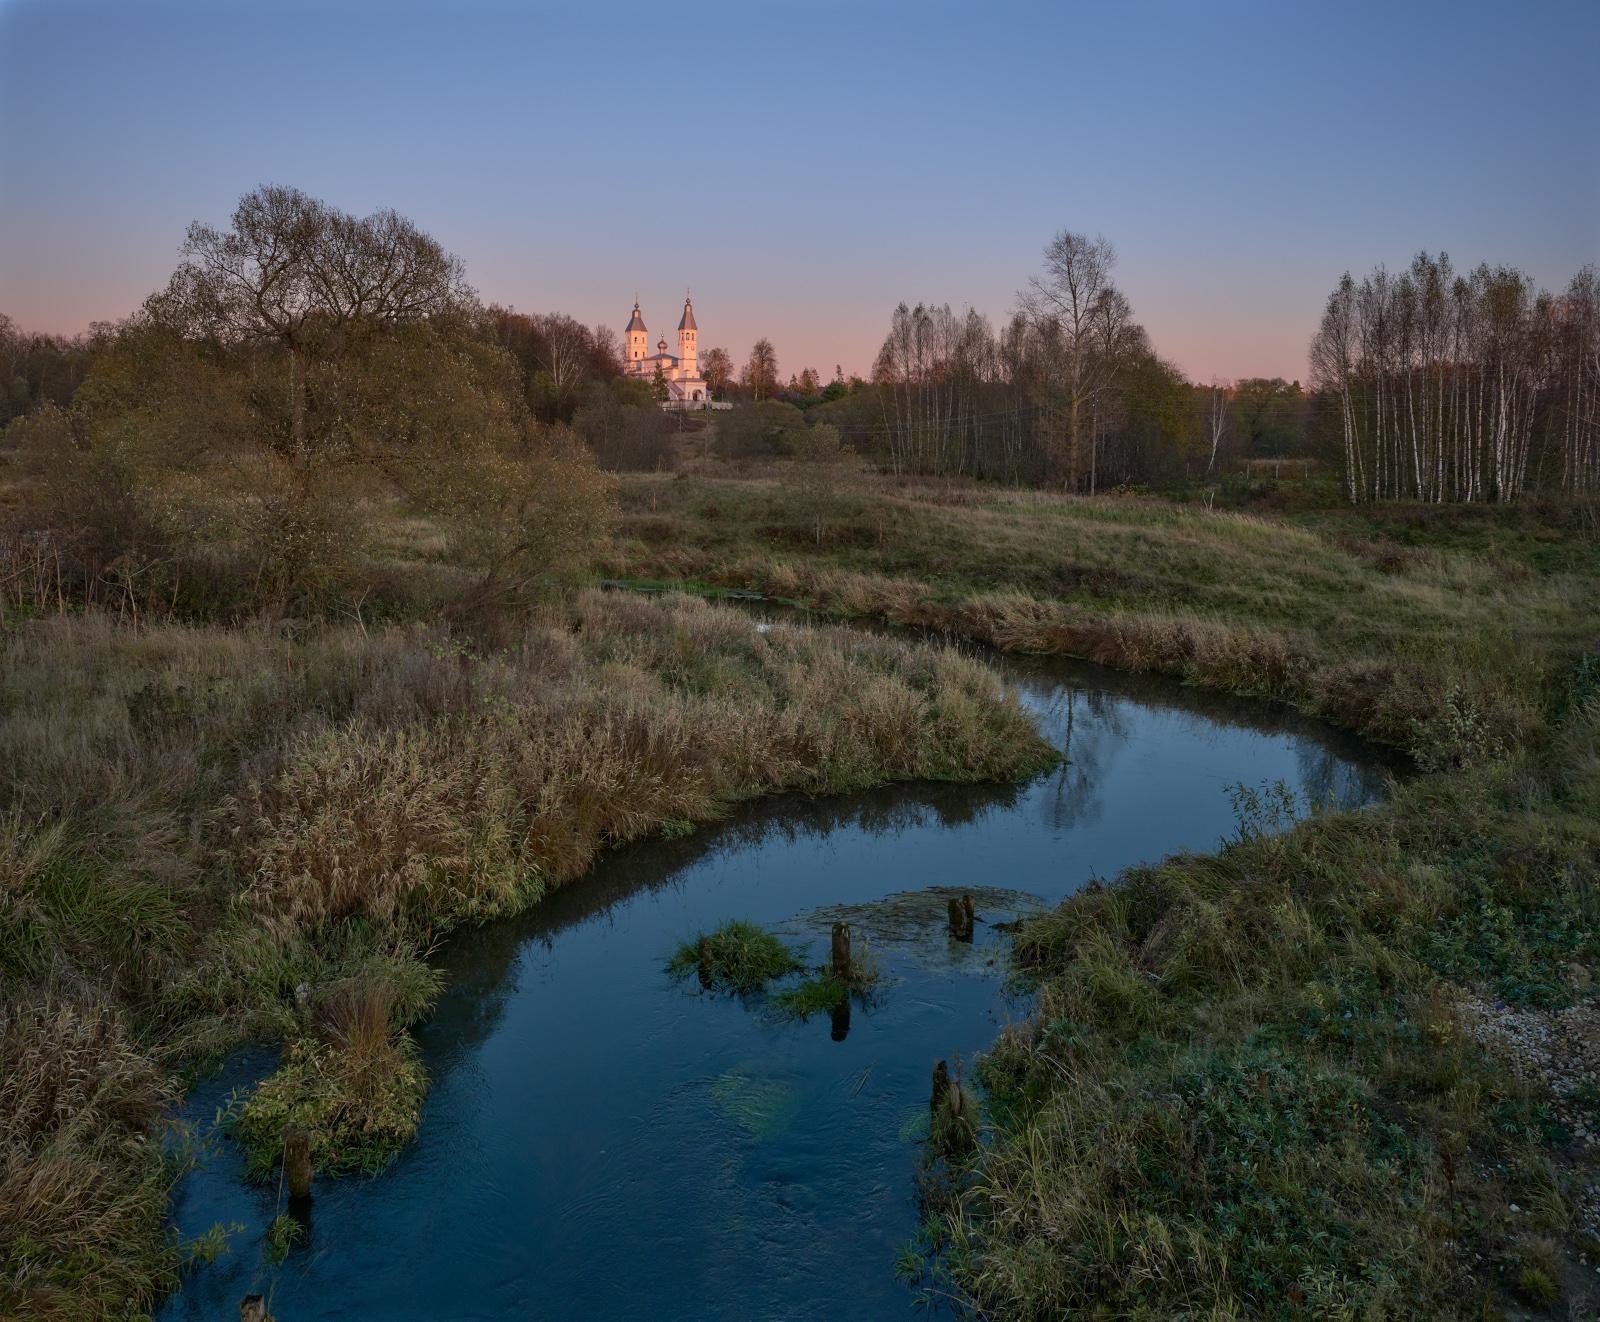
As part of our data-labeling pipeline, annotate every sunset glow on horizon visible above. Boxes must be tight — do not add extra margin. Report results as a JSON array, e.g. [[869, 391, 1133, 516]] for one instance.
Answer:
[[2, 0, 1595, 385]]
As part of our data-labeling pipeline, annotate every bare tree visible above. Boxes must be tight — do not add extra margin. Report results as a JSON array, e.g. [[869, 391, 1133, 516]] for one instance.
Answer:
[[1019, 231, 1130, 488], [701, 346, 734, 395], [1311, 252, 1591, 503], [741, 338, 779, 400], [1205, 380, 1232, 475]]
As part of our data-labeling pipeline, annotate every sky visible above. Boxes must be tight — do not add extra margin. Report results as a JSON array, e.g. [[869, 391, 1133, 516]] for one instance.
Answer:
[[1, 0, 1596, 384]]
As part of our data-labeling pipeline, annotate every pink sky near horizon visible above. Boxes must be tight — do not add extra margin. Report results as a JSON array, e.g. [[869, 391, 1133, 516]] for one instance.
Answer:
[[3, 1, 1595, 388]]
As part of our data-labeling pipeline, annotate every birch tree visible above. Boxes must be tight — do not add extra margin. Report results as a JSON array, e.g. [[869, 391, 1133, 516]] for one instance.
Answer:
[[1019, 231, 1128, 488]]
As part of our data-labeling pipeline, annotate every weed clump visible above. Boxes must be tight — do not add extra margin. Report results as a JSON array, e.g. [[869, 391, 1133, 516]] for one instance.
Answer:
[[770, 973, 852, 1017], [667, 921, 805, 994], [230, 971, 436, 1178], [263, 1213, 303, 1266], [771, 943, 882, 1020]]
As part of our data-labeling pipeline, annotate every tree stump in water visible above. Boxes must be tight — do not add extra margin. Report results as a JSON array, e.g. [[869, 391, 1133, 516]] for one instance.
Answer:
[[284, 1126, 313, 1200], [930, 1059, 951, 1123], [948, 896, 974, 942], [831, 921, 852, 981], [946, 1077, 966, 1121], [240, 1297, 271, 1322], [930, 1058, 974, 1155]]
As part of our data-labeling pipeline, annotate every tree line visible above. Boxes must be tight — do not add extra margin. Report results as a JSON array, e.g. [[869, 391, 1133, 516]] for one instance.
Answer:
[[1311, 253, 1599, 502], [6, 194, 1593, 517], [796, 233, 1320, 491]]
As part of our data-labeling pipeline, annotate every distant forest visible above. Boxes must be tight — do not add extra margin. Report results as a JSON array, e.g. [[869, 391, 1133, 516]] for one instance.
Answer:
[[3, 211, 1595, 503]]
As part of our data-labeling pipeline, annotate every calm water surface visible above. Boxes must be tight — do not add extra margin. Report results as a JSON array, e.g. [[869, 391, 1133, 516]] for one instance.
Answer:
[[161, 648, 1398, 1321]]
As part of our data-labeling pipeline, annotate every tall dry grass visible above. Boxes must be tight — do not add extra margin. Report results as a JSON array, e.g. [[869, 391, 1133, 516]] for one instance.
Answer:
[[606, 473, 1598, 764], [0, 998, 176, 1321]]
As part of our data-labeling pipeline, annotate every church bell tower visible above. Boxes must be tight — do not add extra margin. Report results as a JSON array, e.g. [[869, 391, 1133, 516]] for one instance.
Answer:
[[676, 295, 698, 375], [626, 299, 648, 368]]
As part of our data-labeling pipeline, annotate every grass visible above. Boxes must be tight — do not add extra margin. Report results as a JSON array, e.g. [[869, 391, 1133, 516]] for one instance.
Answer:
[[8, 452, 1599, 1317], [771, 943, 882, 1019], [770, 972, 853, 1017], [667, 920, 805, 994], [263, 1213, 303, 1267], [0, 586, 1053, 1319], [919, 682, 1600, 1318], [0, 1000, 178, 1321], [605, 470, 1599, 759], [229, 970, 436, 1177]]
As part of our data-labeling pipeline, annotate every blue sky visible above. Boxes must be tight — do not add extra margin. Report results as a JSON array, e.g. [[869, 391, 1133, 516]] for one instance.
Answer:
[[2, 0, 1595, 381]]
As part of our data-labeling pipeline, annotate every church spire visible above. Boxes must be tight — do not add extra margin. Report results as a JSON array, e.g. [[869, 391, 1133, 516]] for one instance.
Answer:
[[625, 298, 648, 367], [676, 293, 698, 375]]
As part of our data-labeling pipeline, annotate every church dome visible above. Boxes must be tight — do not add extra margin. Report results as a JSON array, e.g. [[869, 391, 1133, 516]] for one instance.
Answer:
[[677, 298, 697, 331], [626, 303, 647, 333]]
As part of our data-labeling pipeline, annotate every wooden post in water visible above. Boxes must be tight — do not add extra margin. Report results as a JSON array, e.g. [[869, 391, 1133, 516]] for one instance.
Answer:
[[831, 922, 851, 982], [930, 1059, 950, 1124], [284, 1126, 312, 1200], [697, 935, 713, 989], [240, 1296, 270, 1322], [948, 896, 974, 941]]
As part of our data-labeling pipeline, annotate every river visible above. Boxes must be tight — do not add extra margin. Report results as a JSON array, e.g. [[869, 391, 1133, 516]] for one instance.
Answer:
[[161, 643, 1398, 1320]]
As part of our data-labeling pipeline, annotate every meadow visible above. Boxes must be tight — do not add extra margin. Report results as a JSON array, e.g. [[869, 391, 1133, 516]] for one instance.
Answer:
[[4, 447, 1599, 1318]]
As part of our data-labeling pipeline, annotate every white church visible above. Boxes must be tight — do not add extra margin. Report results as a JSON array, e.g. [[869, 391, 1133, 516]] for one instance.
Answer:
[[623, 295, 720, 408]]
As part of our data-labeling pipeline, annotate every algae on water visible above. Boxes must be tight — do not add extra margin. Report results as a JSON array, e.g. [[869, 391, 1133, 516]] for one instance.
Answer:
[[710, 1068, 802, 1141]]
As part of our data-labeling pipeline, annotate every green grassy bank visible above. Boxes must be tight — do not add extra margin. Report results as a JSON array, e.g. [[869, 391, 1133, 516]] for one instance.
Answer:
[[608, 468, 1600, 1318]]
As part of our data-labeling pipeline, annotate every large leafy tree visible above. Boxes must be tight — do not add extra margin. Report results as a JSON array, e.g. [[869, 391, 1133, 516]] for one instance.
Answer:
[[146, 184, 475, 463], [20, 185, 611, 611]]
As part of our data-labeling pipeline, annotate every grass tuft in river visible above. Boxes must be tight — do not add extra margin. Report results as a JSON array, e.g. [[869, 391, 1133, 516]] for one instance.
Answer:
[[771, 941, 883, 1020], [229, 966, 438, 1178], [263, 1213, 303, 1267], [667, 920, 805, 995]]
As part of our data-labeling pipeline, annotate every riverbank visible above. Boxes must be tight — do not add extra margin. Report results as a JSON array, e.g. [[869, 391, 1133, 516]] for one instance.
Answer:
[[606, 471, 1597, 761], [0, 590, 1053, 1319], [607, 470, 1600, 1317]]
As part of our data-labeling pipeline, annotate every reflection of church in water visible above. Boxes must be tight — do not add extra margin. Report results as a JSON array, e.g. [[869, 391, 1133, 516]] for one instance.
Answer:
[[623, 295, 713, 407]]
